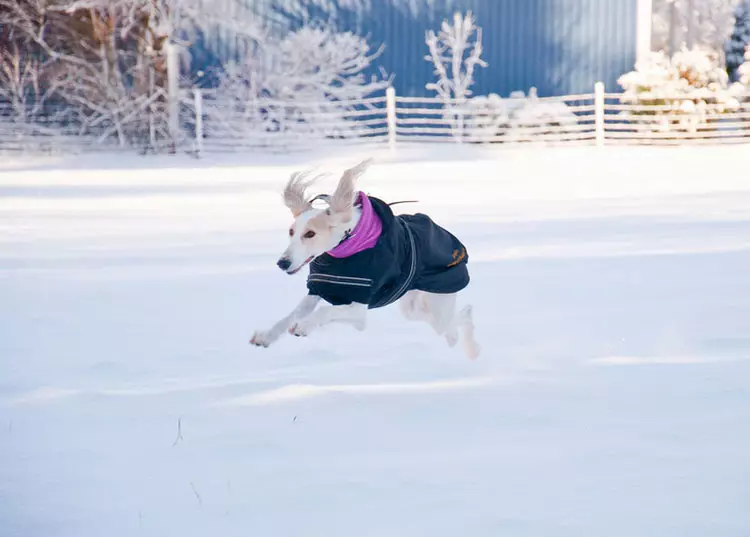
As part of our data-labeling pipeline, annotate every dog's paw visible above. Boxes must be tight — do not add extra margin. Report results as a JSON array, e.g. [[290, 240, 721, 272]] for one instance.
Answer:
[[445, 329, 458, 348], [465, 341, 481, 360], [250, 331, 274, 348], [289, 321, 313, 338]]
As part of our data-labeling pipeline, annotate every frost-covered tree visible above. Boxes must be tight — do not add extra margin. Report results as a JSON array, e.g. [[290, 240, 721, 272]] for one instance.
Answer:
[[0, 43, 68, 148], [425, 11, 486, 103], [424, 11, 487, 140], [726, 1, 750, 79], [271, 0, 441, 21], [737, 46, 750, 83], [618, 46, 744, 132], [652, 0, 741, 59], [205, 24, 388, 144], [1, 0, 167, 147], [0, 45, 59, 122], [0, 0, 266, 149]]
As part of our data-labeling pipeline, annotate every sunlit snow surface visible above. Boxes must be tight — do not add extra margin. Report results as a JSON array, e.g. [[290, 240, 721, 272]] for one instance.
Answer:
[[2, 145, 749, 537]]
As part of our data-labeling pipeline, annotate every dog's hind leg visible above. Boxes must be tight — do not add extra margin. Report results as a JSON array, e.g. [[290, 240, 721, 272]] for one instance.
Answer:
[[398, 291, 457, 346], [398, 290, 429, 322], [444, 325, 459, 348], [399, 291, 478, 358], [418, 292, 458, 347], [423, 292, 480, 359], [455, 304, 480, 360], [425, 292, 457, 335]]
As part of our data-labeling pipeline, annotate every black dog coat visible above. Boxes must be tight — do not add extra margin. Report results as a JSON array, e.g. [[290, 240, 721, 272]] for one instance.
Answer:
[[307, 196, 469, 308]]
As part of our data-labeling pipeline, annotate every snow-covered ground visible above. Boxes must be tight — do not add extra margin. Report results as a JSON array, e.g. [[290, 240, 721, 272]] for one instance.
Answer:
[[2, 145, 749, 537]]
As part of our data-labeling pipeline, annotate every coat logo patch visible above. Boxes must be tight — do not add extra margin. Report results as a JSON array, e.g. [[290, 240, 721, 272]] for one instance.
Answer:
[[447, 247, 466, 267]]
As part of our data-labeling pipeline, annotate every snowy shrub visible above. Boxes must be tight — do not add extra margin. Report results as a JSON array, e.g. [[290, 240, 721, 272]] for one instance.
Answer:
[[425, 11, 487, 141], [727, 0, 750, 80], [204, 25, 388, 144], [506, 87, 578, 142], [618, 47, 744, 133], [738, 46, 750, 84], [465, 94, 508, 142], [465, 88, 577, 144]]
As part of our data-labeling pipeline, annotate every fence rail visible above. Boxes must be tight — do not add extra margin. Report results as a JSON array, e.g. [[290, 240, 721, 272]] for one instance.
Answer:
[[3, 82, 750, 154]]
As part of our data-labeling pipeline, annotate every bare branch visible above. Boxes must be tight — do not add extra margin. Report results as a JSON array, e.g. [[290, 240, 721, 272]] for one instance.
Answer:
[[171, 416, 183, 447], [189, 481, 203, 507]]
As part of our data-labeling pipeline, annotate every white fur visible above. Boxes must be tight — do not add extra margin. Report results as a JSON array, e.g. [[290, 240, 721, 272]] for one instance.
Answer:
[[251, 289, 480, 360], [282, 206, 362, 274], [250, 160, 480, 360]]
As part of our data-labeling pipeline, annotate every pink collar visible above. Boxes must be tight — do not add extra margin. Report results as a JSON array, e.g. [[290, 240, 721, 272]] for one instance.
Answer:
[[327, 193, 382, 258]]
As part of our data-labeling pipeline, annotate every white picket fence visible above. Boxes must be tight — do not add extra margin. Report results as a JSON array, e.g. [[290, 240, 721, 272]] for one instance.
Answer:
[[181, 82, 750, 153], [387, 89, 598, 146], [3, 82, 750, 154], [186, 90, 391, 154]]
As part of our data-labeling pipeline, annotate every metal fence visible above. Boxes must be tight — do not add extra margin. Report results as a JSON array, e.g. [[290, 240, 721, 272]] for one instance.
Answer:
[[3, 83, 750, 155]]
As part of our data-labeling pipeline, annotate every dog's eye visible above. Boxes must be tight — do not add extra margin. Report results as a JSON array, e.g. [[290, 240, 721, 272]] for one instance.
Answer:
[[289, 228, 294, 237], [303, 230, 316, 239]]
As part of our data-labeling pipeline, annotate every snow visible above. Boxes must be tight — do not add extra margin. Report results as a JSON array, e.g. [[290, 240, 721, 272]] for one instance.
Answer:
[[652, 0, 741, 55], [2, 145, 750, 537]]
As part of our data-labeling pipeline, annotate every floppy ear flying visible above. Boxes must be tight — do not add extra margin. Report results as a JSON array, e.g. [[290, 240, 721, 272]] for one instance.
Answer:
[[328, 159, 373, 223], [283, 170, 324, 217]]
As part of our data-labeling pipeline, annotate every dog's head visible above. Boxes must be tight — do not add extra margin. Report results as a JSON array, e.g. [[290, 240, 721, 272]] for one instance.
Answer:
[[276, 159, 372, 275]]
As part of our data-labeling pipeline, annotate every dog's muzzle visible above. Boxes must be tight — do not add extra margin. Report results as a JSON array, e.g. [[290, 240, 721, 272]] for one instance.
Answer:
[[279, 256, 314, 275]]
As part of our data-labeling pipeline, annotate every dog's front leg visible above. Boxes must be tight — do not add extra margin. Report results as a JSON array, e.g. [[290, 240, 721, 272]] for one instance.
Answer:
[[250, 295, 321, 348], [289, 303, 367, 337]]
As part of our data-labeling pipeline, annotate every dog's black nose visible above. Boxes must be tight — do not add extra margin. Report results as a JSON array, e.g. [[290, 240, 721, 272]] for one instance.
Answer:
[[277, 258, 292, 271]]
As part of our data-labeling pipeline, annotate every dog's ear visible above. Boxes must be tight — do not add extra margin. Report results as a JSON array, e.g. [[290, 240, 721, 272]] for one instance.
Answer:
[[282, 170, 318, 217], [329, 159, 372, 223]]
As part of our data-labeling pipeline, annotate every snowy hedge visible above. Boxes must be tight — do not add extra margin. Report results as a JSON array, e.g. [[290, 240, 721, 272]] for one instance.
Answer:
[[465, 89, 578, 143], [617, 47, 747, 133]]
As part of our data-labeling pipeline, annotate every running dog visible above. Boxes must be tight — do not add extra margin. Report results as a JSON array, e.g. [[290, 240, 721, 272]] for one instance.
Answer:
[[250, 160, 480, 359]]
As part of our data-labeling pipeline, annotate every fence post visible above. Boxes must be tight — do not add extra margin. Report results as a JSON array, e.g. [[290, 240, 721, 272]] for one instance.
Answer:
[[594, 81, 605, 147], [166, 41, 180, 154], [386, 86, 397, 150], [193, 89, 203, 157]]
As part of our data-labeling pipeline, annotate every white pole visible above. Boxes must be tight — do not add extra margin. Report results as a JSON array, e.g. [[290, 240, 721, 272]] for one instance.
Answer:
[[166, 41, 180, 153], [636, 0, 653, 62], [386, 86, 397, 150], [194, 89, 203, 157], [669, 0, 679, 55], [594, 82, 605, 148]]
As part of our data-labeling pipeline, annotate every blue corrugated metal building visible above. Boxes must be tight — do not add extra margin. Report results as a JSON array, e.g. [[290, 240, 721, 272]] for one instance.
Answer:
[[338, 0, 646, 97], [193, 0, 650, 97]]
